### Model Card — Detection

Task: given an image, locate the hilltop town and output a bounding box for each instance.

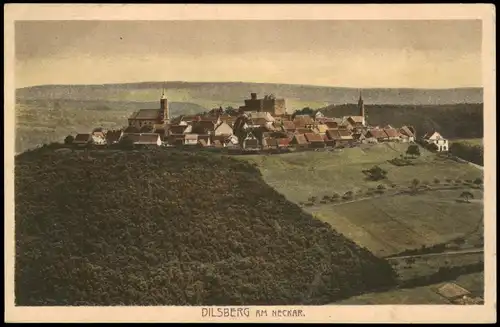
[67,87,450,153]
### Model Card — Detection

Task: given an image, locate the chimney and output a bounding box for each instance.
[251,93,257,100]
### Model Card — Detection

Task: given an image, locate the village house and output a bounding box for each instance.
[169,124,192,135]
[293,115,315,129]
[184,134,199,146]
[91,131,107,145]
[304,133,325,148]
[312,124,329,136]
[422,131,449,151]
[105,130,123,145]
[122,133,163,146]
[290,134,309,149]
[73,133,92,146]
[242,132,260,149]
[384,128,401,141]
[326,129,354,147]
[280,120,297,133]
[365,129,389,142]
[399,125,416,143]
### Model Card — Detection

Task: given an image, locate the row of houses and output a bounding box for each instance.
[72,109,421,149]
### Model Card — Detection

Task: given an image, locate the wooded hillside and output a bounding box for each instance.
[15,148,397,306]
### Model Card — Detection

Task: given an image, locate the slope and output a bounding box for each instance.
[15,148,396,306]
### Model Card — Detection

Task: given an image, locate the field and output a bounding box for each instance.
[450,138,483,146]
[237,143,484,257]
[334,272,484,304]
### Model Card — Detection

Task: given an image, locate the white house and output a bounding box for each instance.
[91,131,107,145]
[422,131,449,151]
[184,134,198,146]
[123,133,162,146]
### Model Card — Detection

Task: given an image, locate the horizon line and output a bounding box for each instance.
[16,80,484,91]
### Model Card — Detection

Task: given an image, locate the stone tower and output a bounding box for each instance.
[160,82,169,123]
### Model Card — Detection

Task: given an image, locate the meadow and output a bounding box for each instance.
[237,143,484,257]
[334,272,484,304]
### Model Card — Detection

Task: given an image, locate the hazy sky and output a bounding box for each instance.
[15,20,482,88]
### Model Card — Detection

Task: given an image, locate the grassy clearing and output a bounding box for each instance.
[236,143,483,257]
[239,143,482,203]
[334,272,484,304]
[450,138,483,147]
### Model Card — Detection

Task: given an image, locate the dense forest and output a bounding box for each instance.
[320,103,483,139]
[15,148,397,306]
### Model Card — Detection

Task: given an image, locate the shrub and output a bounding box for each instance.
[474,178,483,185]
[433,178,440,184]
[377,184,386,190]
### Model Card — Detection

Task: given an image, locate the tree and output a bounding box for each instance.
[406,144,421,158]
[362,165,388,181]
[459,191,474,203]
[292,107,315,119]
[64,135,74,145]
[473,178,483,185]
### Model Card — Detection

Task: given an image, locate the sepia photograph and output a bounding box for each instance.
[4,4,496,323]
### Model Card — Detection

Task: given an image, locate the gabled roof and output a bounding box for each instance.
[282,120,296,130]
[366,129,387,139]
[277,138,291,146]
[198,139,208,147]
[325,121,340,129]
[264,137,278,147]
[347,116,364,123]
[169,125,190,134]
[423,131,443,140]
[384,128,400,138]
[123,133,160,144]
[326,129,353,140]
[74,133,91,143]
[399,126,415,138]
[295,128,313,134]
[304,133,324,143]
[129,109,162,120]
[291,134,308,145]
[293,115,315,127]
[249,117,271,126]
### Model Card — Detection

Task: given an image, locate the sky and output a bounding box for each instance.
[15,20,482,89]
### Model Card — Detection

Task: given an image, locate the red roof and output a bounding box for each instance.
[291,134,308,145]
[384,128,400,138]
[282,120,296,130]
[400,126,415,138]
[296,128,313,134]
[278,138,291,146]
[325,121,339,129]
[293,115,314,127]
[304,133,324,143]
[366,129,387,139]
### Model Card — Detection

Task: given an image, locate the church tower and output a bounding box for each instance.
[358,90,366,126]
[160,82,169,124]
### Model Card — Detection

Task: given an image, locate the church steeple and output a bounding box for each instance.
[160,82,169,123]
[358,90,366,126]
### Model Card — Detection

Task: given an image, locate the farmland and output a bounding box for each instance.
[237,143,484,257]
[334,272,484,304]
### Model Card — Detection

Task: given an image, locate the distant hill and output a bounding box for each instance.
[17,81,483,110]
[15,148,396,305]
